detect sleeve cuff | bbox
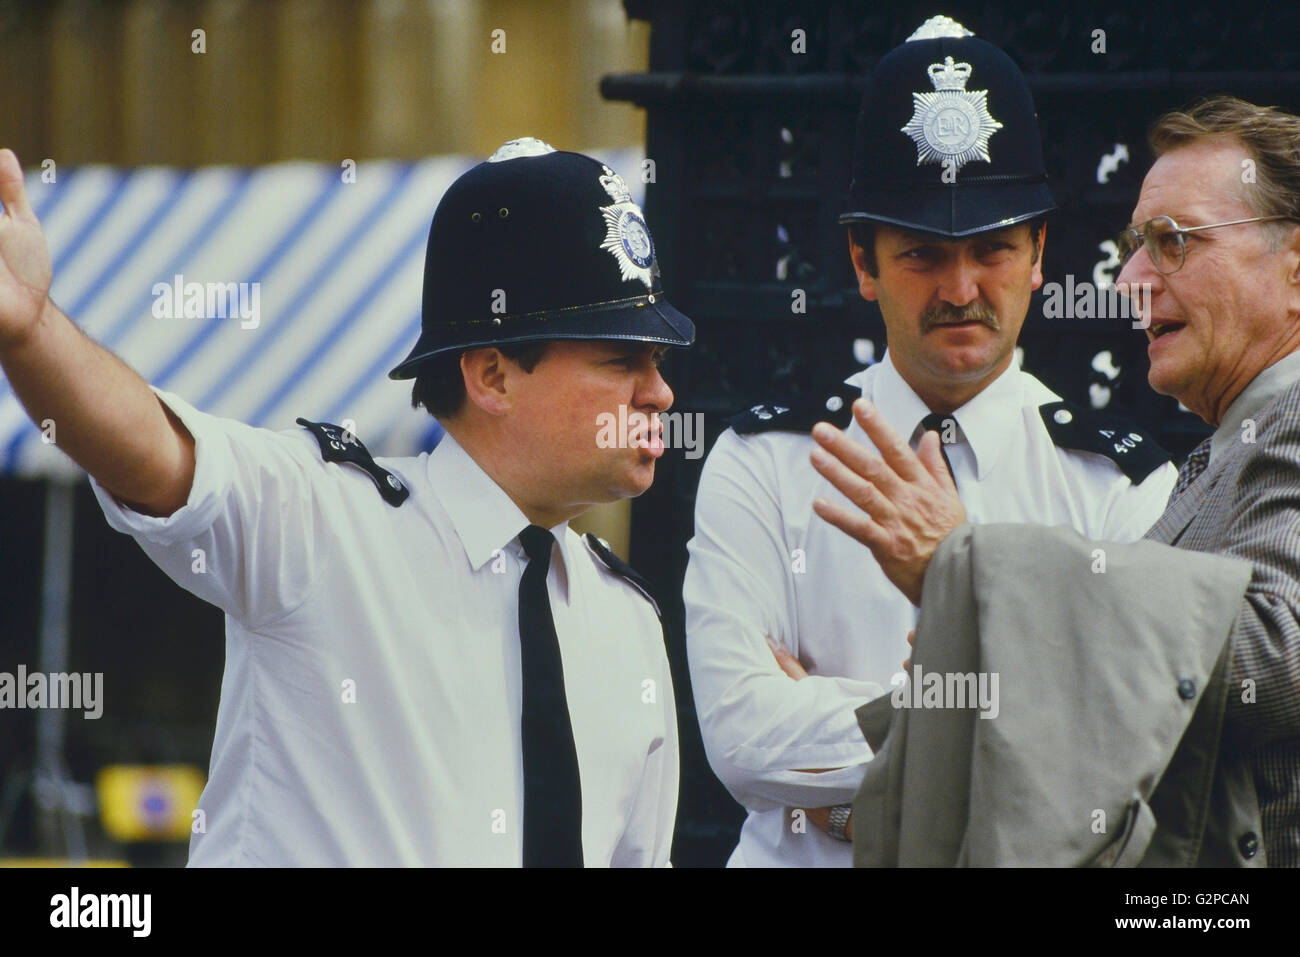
[89,387,234,544]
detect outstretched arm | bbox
[0,148,193,515]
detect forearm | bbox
[692,662,876,808]
[0,298,193,514]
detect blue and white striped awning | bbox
[1,148,642,479]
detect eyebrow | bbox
[1131,213,1193,228]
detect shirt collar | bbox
[428,431,570,572]
[856,350,1024,480]
[1210,349,1300,463]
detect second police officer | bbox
[683,16,1179,867]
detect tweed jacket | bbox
[851,523,1252,866]
[1143,376,1300,866]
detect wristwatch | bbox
[827,804,853,842]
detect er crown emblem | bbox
[597,165,657,290]
[901,56,1003,173]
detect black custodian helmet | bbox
[840,15,1056,238]
[389,138,694,379]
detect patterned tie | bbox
[1170,437,1213,501]
[517,524,583,867]
[920,412,957,481]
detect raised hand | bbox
[0,149,53,351]
[810,399,966,605]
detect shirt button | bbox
[1177,678,1196,700]
[1238,832,1259,858]
[826,396,844,412]
[1053,409,1073,424]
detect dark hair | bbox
[847,216,1046,277]
[410,340,550,419]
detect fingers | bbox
[0,149,35,224]
[907,629,916,647]
[916,430,957,493]
[811,493,890,554]
[810,442,897,527]
[767,637,808,681]
[811,419,896,492]
[850,399,927,483]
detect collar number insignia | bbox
[901,56,1003,173]
[598,165,657,290]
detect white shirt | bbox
[684,351,1177,867]
[91,389,677,867]
[1210,349,1300,464]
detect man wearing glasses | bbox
[814,94,1300,865]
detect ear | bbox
[1286,223,1300,284]
[848,232,880,302]
[1030,222,1046,291]
[1282,223,1300,317]
[460,348,513,417]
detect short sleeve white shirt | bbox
[90,389,678,867]
[684,351,1177,867]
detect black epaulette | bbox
[295,418,410,507]
[1038,401,1170,484]
[726,379,860,435]
[584,533,661,619]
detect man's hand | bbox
[809,399,966,605]
[768,638,808,681]
[0,149,53,351]
[768,640,847,774]
[0,147,194,515]
[804,805,853,841]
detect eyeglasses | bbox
[1117,214,1293,275]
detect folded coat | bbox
[852,522,1256,867]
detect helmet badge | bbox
[598,165,656,290]
[901,56,1003,173]
[487,137,556,162]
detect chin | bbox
[1145,362,1182,399]
[626,464,658,497]
[928,351,999,381]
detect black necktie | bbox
[920,412,957,481]
[1170,437,1213,502]
[517,524,583,867]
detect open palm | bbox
[0,148,53,351]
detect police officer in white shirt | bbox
[683,17,1178,868]
[0,138,693,865]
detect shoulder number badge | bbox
[901,56,1003,173]
[598,166,656,290]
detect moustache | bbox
[921,302,1000,333]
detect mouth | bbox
[1147,320,1186,344]
[631,428,665,459]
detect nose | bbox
[936,255,980,306]
[1116,245,1163,318]
[639,363,674,413]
